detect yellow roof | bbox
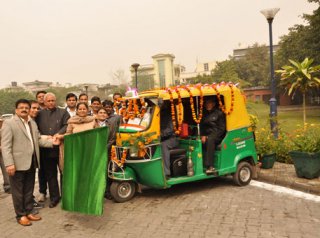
[139,83,250,131]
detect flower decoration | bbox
[211,82,235,115]
[180,84,204,124]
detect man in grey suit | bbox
[1,99,58,226]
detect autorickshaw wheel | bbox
[110,181,136,203]
[233,161,252,186]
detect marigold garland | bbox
[111,146,127,167]
[167,87,183,135]
[211,83,235,115]
[181,84,204,124]
[137,97,146,118]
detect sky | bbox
[0,0,317,89]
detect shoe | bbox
[205,166,216,175]
[104,192,113,200]
[37,193,46,202]
[49,201,59,208]
[17,216,32,226]
[27,214,41,221]
[33,200,44,209]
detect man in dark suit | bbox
[1,99,57,226]
[36,92,70,208]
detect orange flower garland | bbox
[211,83,235,115]
[133,99,139,119]
[138,97,146,118]
[110,146,127,168]
[175,88,183,134]
[181,85,204,124]
[167,88,183,135]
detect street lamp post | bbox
[84,85,88,96]
[261,8,280,138]
[131,63,140,89]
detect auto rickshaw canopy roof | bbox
[138,82,251,131]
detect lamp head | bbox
[131,63,140,71]
[260,8,280,22]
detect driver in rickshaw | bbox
[200,97,226,174]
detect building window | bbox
[204,63,209,72]
[255,95,261,101]
[158,60,166,88]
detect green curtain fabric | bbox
[62,127,109,215]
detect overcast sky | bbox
[0,0,317,89]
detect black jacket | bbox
[36,107,70,158]
[200,107,226,140]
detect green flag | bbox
[62,127,109,215]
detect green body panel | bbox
[126,158,166,188]
[111,144,166,188]
[111,166,137,181]
[217,128,258,175]
[114,127,257,188]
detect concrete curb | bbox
[254,162,320,196]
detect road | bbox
[0,177,320,238]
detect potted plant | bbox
[255,127,277,169]
[289,124,320,179]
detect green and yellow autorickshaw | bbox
[108,82,258,202]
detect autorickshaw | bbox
[108,82,258,202]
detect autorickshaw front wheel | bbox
[110,181,136,203]
[233,161,252,186]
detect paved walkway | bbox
[255,162,320,195]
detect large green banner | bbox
[62,127,109,215]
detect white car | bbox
[0,114,13,120]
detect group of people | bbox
[0,91,122,226]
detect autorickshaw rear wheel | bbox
[110,181,136,203]
[233,161,252,186]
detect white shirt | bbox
[20,116,34,154]
[67,107,77,117]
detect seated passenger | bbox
[200,97,226,174]
[160,102,179,178]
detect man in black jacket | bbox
[36,93,70,208]
[200,97,226,174]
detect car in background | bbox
[0,114,13,120]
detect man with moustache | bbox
[1,99,57,226]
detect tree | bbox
[236,43,270,86]
[0,89,34,115]
[210,59,251,88]
[276,0,320,66]
[46,86,81,106]
[112,69,128,85]
[185,74,214,85]
[276,58,320,124]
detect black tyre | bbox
[233,161,253,186]
[110,181,136,203]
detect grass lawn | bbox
[246,102,320,132]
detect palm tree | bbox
[276,58,320,125]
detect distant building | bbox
[22,80,52,93]
[233,45,279,60]
[130,53,184,88]
[243,86,294,106]
[180,61,216,82]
